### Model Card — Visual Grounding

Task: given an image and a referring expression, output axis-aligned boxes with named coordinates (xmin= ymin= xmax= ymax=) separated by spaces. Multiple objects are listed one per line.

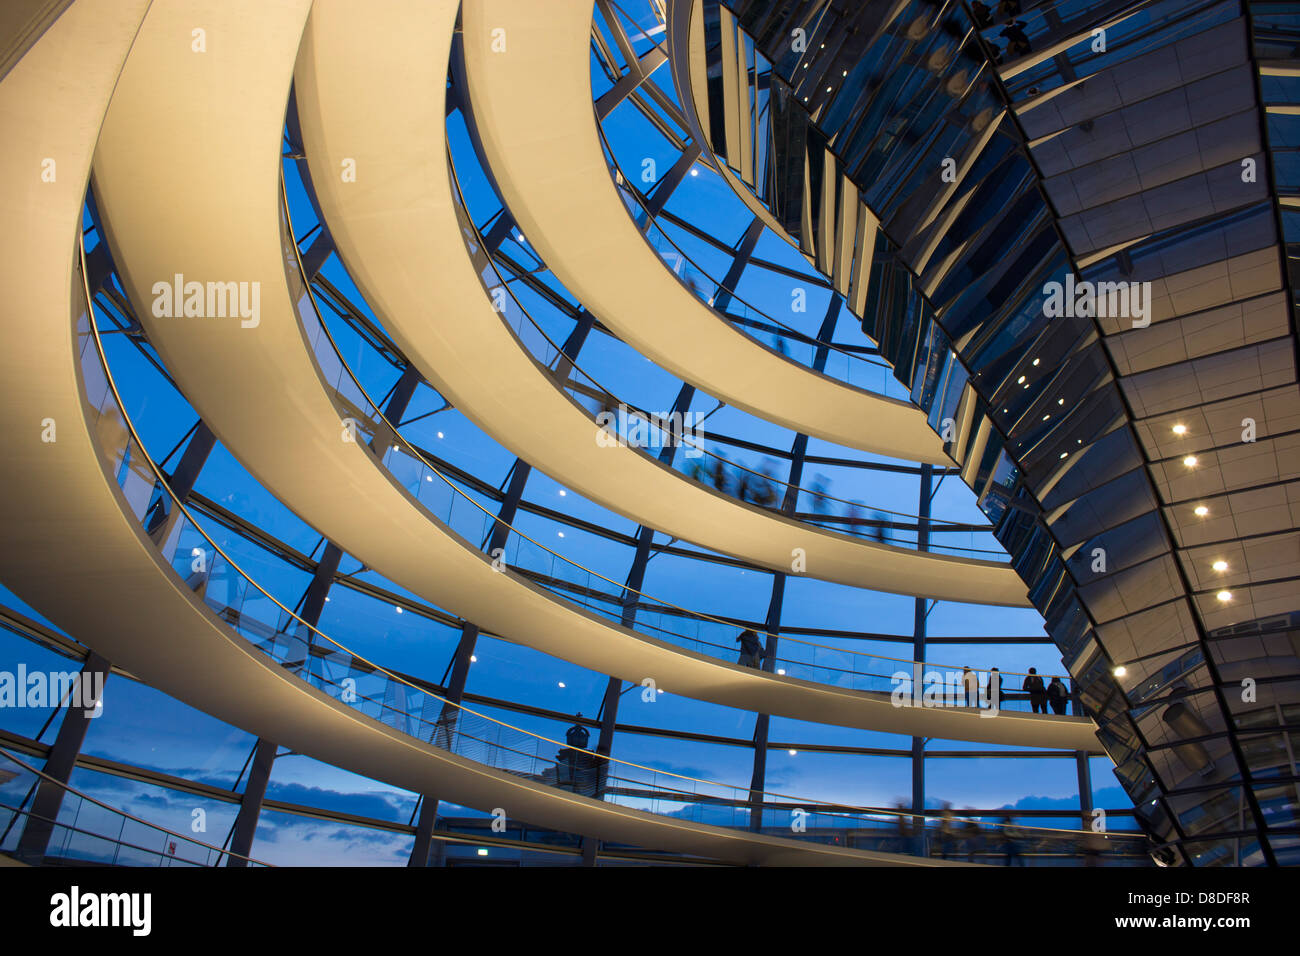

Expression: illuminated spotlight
xmin=1032 ymin=358 xmax=1040 ymax=366
xmin=1172 ymin=424 xmax=1187 ymax=436
xmin=1194 ymin=505 xmax=1209 ymax=517
xmin=1112 ymin=665 xmax=1127 ymax=678
xmin=1212 ymin=560 xmax=1228 ymax=572
xmin=436 ymin=431 xmax=444 ymax=439
xmin=776 ymin=668 xmax=786 ymax=675
xmin=395 ymin=606 xmax=402 ymax=614
xmin=477 ymin=848 xmax=488 ymax=857
xmin=558 ymin=489 xmax=567 ymax=497
xmin=1017 ymin=375 xmax=1026 ymax=384
xmin=690 ymin=167 xmax=698 ymax=176
xmin=1217 ymin=590 xmax=1233 ymax=602
xmin=557 ymin=531 xmax=565 ymax=538
xmin=558 ymin=681 xmax=566 ymax=688
xmin=425 ymin=475 xmax=432 ymax=481
xmin=1059 ymin=452 xmax=1068 ymax=459
xmin=1057 ymin=398 xmax=1064 ymax=405
xmin=788 ymin=749 xmax=798 ymax=756
xmin=1182 ymin=455 xmax=1197 ymax=467
xmin=825 ymin=86 xmax=832 ymax=92
xmin=470 ymin=654 xmax=477 ymax=662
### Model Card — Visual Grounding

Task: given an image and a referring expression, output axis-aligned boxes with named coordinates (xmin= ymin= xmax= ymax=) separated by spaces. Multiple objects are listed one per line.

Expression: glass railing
xmin=77 ymin=237 xmax=1143 ymax=863
xmin=279 ymin=170 xmax=1068 ymax=712
xmin=0 ymin=748 xmax=269 ymax=867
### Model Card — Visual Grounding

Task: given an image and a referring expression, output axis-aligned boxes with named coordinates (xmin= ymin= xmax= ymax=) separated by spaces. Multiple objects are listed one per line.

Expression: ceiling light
xmin=1057 ymin=398 xmax=1064 ymax=405
xmin=1194 ymin=505 xmax=1209 ymax=517
xmin=777 ymin=668 xmax=786 ymax=675
xmin=470 ymin=655 xmax=477 ymax=662
xmin=1059 ymin=452 xmax=1068 ymax=459
xmin=1217 ymin=590 xmax=1233 ymax=602
xmin=558 ymin=681 xmax=566 ymax=688
xmin=477 ymin=848 xmax=488 ymax=856
xmin=788 ymin=749 xmax=798 ymax=756
xmin=690 ymin=168 xmax=698 ymax=176
xmin=437 ymin=431 xmax=444 ymax=439
xmin=1112 ymin=666 xmax=1127 ymax=677
xmin=1032 ymin=358 xmax=1040 ymax=366
xmin=1172 ymin=424 xmax=1187 ymax=435
xmin=395 ymin=606 xmax=402 ymax=613
xmin=557 ymin=531 xmax=565 ymax=538
xmin=1183 ymin=455 xmax=1197 ymax=467
xmin=558 ymin=489 xmax=567 ymax=496
xmin=1017 ymin=375 xmax=1026 ymax=384
xmin=1212 ymin=560 xmax=1228 ymax=572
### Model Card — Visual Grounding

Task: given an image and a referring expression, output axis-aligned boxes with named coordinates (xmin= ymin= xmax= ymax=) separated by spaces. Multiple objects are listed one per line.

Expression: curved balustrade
xmin=460 ymin=198 xmax=1001 ymax=559
xmin=0 ymin=748 xmax=270 ymax=867
xmin=80 ymin=239 xmax=1133 ymax=864
xmin=281 ymin=180 xmax=1068 ymax=714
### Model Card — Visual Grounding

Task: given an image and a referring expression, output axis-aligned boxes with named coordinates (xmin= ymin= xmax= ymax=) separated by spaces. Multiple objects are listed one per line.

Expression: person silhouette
xmin=736 ymin=628 xmax=765 ymax=668
xmin=1023 ymin=668 xmax=1047 ymax=713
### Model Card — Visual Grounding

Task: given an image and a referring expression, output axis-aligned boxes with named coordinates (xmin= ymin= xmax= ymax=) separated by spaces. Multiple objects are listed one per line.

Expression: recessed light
xmin=690 ymin=168 xmax=698 ymax=176
xmin=1194 ymin=505 xmax=1209 ymax=516
xmin=1032 ymin=358 xmax=1040 ymax=366
xmin=558 ymin=489 xmax=566 ymax=497
xmin=395 ymin=606 xmax=402 ymax=613
xmin=1059 ymin=452 xmax=1068 ymax=459
xmin=1017 ymin=375 xmax=1026 ymax=384
xmin=477 ymin=848 xmax=488 ymax=856
xmin=557 ymin=531 xmax=565 ymax=538
xmin=1172 ymin=424 xmax=1187 ymax=435
xmin=1183 ymin=455 xmax=1197 ymax=467
xmin=788 ymin=749 xmax=798 ymax=756
xmin=1212 ymin=560 xmax=1228 ymax=572
xmin=558 ymin=681 xmax=566 ymax=688
xmin=437 ymin=431 xmax=444 ymax=439
xmin=1057 ymin=398 xmax=1064 ymax=405
xmin=1113 ymin=666 xmax=1127 ymax=677
xmin=777 ymin=668 xmax=786 ymax=675
xmin=1216 ymin=590 xmax=1233 ymax=602
xmin=470 ymin=654 xmax=477 ymax=662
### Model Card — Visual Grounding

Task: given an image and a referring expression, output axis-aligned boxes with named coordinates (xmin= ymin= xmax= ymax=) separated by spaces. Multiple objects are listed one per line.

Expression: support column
xmin=579 ymin=382 xmax=695 ymax=865
xmin=226 ymin=737 xmax=277 ymax=866
xmin=15 ymin=653 xmax=110 ymax=863
xmin=911 ymin=463 xmax=933 ymax=826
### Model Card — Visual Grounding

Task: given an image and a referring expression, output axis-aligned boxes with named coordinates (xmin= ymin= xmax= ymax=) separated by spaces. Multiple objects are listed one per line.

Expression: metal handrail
xmin=0 ymin=746 xmax=271 ymax=866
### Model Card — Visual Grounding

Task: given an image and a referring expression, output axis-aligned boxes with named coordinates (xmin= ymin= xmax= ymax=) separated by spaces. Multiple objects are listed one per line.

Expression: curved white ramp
xmin=85 ymin=0 xmax=1091 ymax=749
xmin=0 ymin=0 xmax=966 ymax=867
xmin=461 ymin=1 xmax=949 ymax=466
xmin=291 ymin=0 xmax=1028 ymax=607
